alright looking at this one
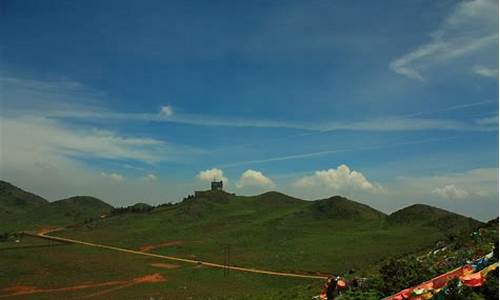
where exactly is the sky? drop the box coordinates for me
[0,0,498,221]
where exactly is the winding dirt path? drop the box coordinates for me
[0,273,166,298]
[24,232,328,280]
[138,240,185,252]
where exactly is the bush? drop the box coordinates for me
[378,256,433,295]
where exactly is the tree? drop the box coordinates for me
[378,257,432,295]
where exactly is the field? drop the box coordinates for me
[1,188,485,299]
[1,236,318,300]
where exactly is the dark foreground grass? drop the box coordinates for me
[1,236,319,300]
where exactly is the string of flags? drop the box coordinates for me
[383,251,497,300]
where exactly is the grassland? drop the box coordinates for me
[0,181,112,233]
[0,236,318,300]
[51,191,480,274]
[1,184,486,299]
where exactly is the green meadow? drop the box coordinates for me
[1,183,485,299]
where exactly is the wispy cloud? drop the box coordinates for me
[0,76,103,112]
[432,184,469,200]
[144,174,158,181]
[395,168,498,205]
[405,100,496,118]
[41,109,496,133]
[473,65,498,78]
[159,105,174,117]
[220,137,458,168]
[476,115,498,126]
[1,116,174,164]
[390,0,498,80]
[2,76,495,133]
[100,172,125,182]
[0,115,191,206]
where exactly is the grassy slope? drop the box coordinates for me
[0,181,48,213]
[25,196,114,228]
[54,191,482,274]
[0,236,318,300]
[0,180,113,232]
[388,203,483,231]
[1,188,487,299]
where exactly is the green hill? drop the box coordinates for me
[0,181,113,232]
[51,190,483,274]
[388,204,483,232]
[306,195,386,220]
[0,180,48,213]
[0,182,485,273]
[28,196,113,226]
[1,185,493,300]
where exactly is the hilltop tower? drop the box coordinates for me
[211,180,223,191]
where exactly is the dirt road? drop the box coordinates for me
[24,231,328,280]
[0,273,166,298]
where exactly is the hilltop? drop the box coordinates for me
[388,203,483,232]
[305,195,386,220]
[1,181,484,240]
[0,180,113,232]
[0,181,49,213]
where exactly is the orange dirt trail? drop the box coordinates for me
[37,227,64,235]
[151,263,180,269]
[24,232,328,280]
[139,240,184,252]
[0,273,166,298]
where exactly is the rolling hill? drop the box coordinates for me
[306,195,386,220]
[0,182,492,300]
[388,204,483,232]
[0,180,113,232]
[47,189,483,275]
[0,180,48,213]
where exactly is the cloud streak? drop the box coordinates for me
[474,65,498,78]
[390,0,498,80]
[38,109,496,133]
[220,136,459,168]
[1,116,174,164]
[101,172,125,182]
[2,76,496,133]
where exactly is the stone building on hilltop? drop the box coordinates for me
[211,180,223,191]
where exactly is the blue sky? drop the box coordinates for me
[1,0,498,220]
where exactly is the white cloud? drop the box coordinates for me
[432,184,469,200]
[159,105,174,117]
[293,164,382,194]
[0,76,103,113]
[13,73,489,133]
[221,136,459,168]
[390,0,498,80]
[236,169,275,189]
[0,116,170,164]
[473,65,498,78]
[145,174,158,181]
[45,109,493,133]
[101,172,125,182]
[393,168,498,207]
[476,115,498,126]
[196,168,228,184]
